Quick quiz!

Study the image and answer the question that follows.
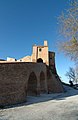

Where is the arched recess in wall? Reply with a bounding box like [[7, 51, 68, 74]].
[[27, 72, 37, 96], [40, 71, 46, 93], [37, 58, 43, 63]]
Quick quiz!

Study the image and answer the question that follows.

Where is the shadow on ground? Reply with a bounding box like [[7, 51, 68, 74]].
[[0, 85, 78, 110]]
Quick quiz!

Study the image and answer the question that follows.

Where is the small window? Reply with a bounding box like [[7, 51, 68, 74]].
[[39, 48, 42, 52]]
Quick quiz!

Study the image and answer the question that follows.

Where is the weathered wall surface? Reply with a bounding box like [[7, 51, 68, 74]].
[[47, 66, 64, 93], [0, 62, 47, 105], [0, 62, 64, 106]]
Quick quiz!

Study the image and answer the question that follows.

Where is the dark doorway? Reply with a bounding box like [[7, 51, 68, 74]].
[[27, 72, 37, 96], [37, 58, 43, 63]]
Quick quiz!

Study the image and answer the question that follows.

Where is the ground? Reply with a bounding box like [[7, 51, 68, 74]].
[[0, 85, 78, 120]]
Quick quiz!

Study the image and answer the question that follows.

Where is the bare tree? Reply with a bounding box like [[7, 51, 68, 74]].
[[58, 0, 78, 62], [66, 67, 78, 84], [75, 66, 78, 84]]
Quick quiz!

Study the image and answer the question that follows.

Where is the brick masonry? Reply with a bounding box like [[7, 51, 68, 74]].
[[0, 62, 64, 106]]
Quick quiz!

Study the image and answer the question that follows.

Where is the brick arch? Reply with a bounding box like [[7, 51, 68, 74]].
[[27, 72, 37, 96], [40, 71, 46, 93]]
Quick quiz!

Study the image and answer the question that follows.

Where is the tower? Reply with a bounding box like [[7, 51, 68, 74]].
[[31, 40, 49, 65]]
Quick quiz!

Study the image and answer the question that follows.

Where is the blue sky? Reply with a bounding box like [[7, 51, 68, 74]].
[[0, 0, 74, 83]]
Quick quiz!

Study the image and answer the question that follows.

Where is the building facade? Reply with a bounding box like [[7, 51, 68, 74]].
[[0, 40, 64, 106]]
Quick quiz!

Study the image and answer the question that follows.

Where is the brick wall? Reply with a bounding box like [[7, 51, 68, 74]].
[[0, 62, 47, 105], [0, 62, 64, 106]]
